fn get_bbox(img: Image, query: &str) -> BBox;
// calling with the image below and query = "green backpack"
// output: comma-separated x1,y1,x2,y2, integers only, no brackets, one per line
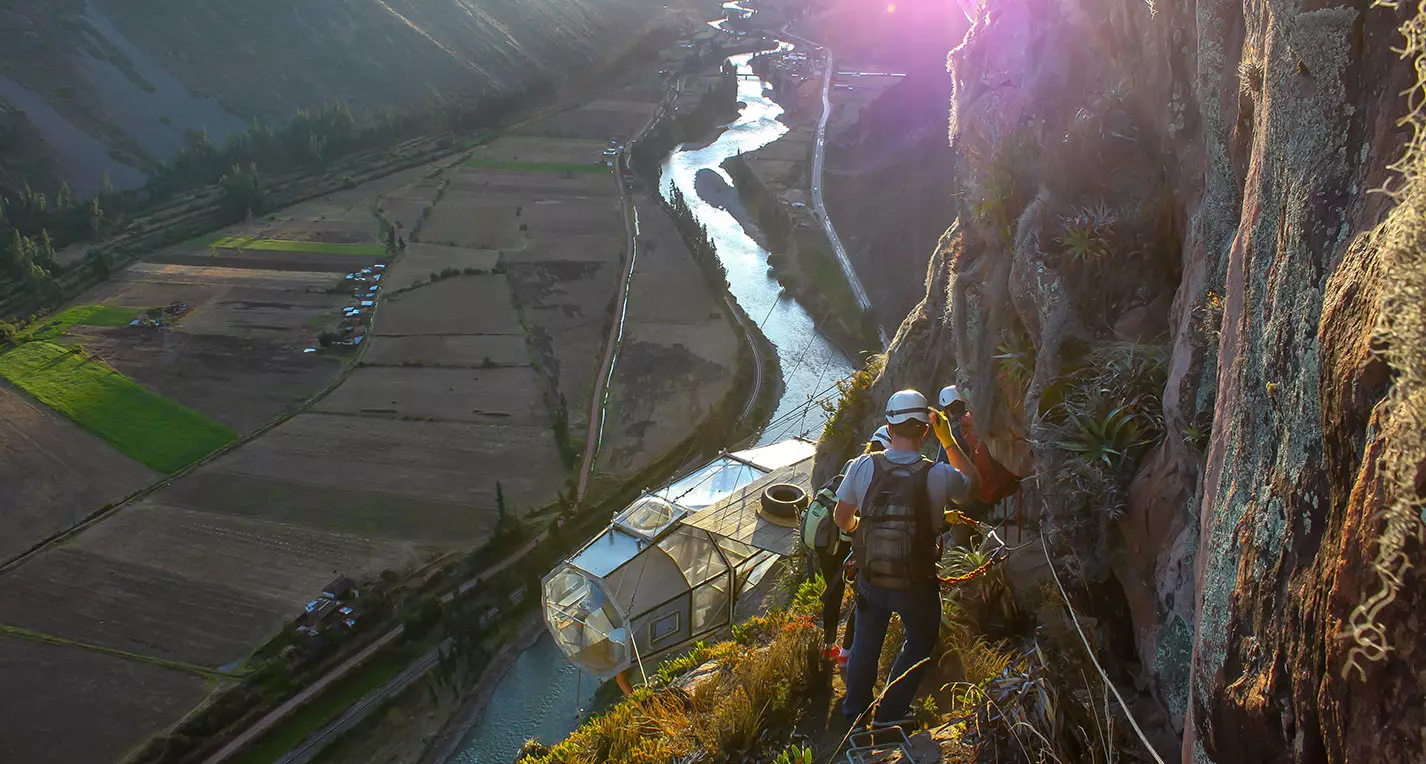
800,475,844,554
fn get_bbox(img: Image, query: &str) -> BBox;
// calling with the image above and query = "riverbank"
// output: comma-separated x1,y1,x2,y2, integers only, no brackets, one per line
325,18,852,764
415,616,547,764
234,45,792,764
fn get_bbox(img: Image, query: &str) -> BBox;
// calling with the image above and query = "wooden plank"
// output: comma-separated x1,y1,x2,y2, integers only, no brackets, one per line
684,456,813,555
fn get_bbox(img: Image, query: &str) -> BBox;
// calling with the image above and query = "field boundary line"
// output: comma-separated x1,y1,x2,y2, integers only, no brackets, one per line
576,72,682,501
0,200,427,573
0,624,244,679
0,339,374,573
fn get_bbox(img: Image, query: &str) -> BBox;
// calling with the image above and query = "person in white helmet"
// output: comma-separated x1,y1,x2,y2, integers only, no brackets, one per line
932,384,1019,523
832,389,978,728
935,385,972,460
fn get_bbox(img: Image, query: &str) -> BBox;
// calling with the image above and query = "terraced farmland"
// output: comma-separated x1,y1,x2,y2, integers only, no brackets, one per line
0,74,739,764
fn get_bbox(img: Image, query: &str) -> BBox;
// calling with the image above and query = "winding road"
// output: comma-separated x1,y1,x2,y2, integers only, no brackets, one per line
785,32,889,350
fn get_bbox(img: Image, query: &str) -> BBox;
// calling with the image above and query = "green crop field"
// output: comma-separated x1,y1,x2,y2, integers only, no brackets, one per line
462,157,610,174
210,237,388,257
0,342,236,472
25,305,140,341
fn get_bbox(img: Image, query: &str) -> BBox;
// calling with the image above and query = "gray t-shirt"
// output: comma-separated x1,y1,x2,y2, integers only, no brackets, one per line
837,448,971,514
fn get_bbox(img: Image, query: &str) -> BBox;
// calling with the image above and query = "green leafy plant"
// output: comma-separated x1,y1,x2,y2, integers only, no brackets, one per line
1057,224,1102,263
1041,342,1168,564
1053,405,1146,469
773,744,814,764
818,355,885,455
994,339,1033,390
1183,421,1211,452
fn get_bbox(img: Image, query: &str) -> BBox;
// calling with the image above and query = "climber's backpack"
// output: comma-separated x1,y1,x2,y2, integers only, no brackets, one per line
852,454,936,590
800,473,845,554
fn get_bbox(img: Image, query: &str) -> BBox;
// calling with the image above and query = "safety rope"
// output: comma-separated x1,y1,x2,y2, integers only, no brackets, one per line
937,555,1005,586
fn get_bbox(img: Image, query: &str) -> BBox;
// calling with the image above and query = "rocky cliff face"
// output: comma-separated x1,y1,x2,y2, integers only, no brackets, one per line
0,0,672,193
821,0,1426,759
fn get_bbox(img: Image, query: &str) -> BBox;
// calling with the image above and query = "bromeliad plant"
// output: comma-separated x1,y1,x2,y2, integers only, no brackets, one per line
1040,342,1168,562
1053,404,1149,471
994,328,1035,413
1055,204,1117,265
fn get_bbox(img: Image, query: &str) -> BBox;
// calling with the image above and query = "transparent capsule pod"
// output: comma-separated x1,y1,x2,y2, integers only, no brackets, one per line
542,438,816,678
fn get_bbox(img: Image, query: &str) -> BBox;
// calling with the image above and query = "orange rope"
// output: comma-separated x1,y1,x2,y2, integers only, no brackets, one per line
938,556,1003,586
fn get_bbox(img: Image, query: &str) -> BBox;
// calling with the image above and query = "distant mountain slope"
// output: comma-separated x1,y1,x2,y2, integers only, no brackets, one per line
0,0,670,195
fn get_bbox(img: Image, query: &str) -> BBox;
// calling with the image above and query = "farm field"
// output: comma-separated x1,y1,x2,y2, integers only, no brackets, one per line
315,365,551,425
462,158,608,174
378,176,447,238
207,237,388,257
471,135,610,163
0,385,156,562
0,342,237,472
0,546,288,666
0,73,743,762
517,92,660,140
504,256,620,439
150,247,380,273
0,636,207,764
376,275,524,336
443,168,614,198
68,503,418,607
363,334,530,368
595,196,739,479
419,198,527,251
23,304,141,341
157,470,495,544
205,412,566,522
382,243,501,291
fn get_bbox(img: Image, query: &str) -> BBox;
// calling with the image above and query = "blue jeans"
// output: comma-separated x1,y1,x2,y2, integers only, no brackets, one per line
842,577,940,724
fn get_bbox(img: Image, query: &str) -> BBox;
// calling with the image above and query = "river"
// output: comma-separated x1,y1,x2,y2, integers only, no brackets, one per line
444,29,854,764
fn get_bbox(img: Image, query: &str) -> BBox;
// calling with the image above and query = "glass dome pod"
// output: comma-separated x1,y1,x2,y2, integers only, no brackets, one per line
542,438,815,679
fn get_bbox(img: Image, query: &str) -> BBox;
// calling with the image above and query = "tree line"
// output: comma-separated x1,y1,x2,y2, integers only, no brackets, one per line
0,79,555,319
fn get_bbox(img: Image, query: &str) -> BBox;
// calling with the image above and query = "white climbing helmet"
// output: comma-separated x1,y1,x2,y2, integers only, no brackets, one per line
885,389,931,425
938,385,967,413
870,425,892,449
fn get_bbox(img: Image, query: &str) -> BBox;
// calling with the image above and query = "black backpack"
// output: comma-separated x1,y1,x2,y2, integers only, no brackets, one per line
852,454,937,590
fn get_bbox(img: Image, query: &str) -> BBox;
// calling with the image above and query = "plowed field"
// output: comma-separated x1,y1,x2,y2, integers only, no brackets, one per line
0,385,156,562
0,636,206,764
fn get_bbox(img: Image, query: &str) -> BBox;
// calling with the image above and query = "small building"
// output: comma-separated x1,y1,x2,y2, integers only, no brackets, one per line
307,598,339,624
336,604,364,629
323,577,357,600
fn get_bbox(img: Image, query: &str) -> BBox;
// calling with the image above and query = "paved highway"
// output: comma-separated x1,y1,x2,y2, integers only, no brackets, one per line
786,32,889,350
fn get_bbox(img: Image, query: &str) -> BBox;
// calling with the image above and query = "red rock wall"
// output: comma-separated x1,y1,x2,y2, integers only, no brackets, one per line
820,0,1426,759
